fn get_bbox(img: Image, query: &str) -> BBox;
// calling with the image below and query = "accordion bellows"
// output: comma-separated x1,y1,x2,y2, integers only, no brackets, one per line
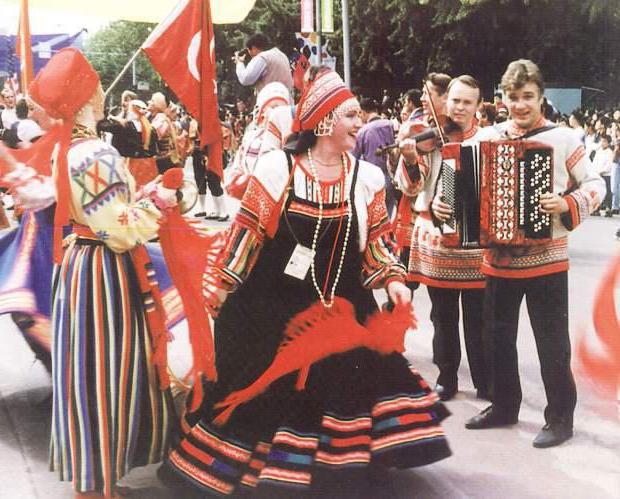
441,140,554,248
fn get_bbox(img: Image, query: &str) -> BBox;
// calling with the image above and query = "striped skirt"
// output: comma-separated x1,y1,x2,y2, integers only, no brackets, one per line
50,238,173,495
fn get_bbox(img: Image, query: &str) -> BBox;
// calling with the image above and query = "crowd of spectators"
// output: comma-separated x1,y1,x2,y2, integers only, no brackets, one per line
3,69,620,235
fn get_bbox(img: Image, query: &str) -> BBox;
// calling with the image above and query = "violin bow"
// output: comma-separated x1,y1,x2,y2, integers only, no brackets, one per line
424,79,447,146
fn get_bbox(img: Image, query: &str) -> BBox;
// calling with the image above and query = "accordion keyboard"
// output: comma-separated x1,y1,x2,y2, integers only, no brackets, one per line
521,149,553,238
441,159,457,232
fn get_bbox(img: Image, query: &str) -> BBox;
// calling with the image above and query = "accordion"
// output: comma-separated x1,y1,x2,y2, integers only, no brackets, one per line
440,140,553,248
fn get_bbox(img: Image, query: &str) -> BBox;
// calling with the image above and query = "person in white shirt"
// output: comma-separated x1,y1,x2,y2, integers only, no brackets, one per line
591,134,614,215
584,122,600,161
13,98,43,148
0,87,17,131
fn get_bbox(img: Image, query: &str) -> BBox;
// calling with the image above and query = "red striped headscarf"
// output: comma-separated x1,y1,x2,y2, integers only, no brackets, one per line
292,70,355,133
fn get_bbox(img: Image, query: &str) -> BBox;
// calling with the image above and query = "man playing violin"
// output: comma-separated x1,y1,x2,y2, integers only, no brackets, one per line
391,73,450,299
395,75,499,402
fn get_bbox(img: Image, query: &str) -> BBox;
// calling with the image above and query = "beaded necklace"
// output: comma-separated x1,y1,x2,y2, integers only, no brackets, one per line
307,148,353,308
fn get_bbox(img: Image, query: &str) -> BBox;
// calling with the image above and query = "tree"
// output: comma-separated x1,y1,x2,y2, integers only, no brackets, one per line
84,0,620,111
85,21,162,106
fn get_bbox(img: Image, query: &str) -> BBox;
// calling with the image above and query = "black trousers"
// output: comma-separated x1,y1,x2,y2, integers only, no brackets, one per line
601,175,612,211
192,148,223,197
192,148,207,195
427,286,488,392
156,156,175,175
485,271,576,425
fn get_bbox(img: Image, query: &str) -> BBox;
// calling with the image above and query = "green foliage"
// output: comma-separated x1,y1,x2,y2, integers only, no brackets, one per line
343,0,620,105
84,21,162,106
84,0,620,110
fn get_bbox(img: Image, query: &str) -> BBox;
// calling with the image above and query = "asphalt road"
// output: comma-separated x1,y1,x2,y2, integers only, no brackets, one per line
0,209,619,499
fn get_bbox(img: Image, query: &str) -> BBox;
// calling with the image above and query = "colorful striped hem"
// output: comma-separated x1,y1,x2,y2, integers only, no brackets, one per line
169,450,234,495
315,450,370,466
258,466,312,485
372,393,440,417
371,426,446,453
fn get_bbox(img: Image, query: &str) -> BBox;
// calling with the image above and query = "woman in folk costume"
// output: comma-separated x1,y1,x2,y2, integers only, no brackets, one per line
2,48,177,498
160,69,451,497
225,81,290,200
0,204,185,376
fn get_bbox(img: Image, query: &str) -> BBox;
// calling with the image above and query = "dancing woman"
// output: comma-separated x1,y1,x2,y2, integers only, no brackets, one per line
1,49,177,498
161,69,451,496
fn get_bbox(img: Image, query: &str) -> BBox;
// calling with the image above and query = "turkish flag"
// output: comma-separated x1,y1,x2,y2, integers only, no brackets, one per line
143,0,223,178
293,53,310,92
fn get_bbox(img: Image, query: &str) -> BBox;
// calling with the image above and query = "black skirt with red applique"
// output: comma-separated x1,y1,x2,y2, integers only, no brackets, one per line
162,160,451,496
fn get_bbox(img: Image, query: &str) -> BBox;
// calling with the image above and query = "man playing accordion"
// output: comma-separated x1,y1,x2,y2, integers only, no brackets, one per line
395,75,500,402
465,59,605,449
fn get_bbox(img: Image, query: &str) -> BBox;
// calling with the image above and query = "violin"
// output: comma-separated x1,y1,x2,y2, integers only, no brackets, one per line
377,79,465,158
375,115,463,157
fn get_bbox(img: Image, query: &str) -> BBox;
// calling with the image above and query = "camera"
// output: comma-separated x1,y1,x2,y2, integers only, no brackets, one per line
233,49,249,62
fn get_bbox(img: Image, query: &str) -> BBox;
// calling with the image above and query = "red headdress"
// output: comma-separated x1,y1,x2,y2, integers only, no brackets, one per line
292,69,355,133
27,48,100,263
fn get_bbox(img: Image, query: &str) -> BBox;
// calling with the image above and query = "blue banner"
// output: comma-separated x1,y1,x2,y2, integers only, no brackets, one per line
0,30,85,81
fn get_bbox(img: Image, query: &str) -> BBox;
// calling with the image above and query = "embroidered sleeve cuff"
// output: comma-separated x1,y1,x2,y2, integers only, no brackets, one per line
560,192,587,231
362,261,407,289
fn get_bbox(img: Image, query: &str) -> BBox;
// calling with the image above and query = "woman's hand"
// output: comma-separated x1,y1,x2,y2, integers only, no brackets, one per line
138,175,178,210
387,280,412,305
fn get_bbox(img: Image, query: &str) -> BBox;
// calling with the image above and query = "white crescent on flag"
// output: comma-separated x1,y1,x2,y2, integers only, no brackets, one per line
3,0,256,24
141,0,224,178
187,31,201,82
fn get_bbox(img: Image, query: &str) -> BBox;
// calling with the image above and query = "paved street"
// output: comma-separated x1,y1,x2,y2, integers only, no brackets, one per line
0,207,619,499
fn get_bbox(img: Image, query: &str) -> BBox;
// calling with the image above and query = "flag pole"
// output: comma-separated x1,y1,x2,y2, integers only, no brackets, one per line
315,0,322,63
341,0,351,87
18,0,34,93
104,47,142,99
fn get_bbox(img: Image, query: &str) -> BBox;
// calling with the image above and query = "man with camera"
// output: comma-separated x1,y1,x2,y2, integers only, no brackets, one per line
234,32,293,94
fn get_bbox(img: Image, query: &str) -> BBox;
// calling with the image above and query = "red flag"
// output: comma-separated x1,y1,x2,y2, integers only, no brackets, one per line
16,0,34,92
293,53,310,92
143,0,223,178
575,253,620,404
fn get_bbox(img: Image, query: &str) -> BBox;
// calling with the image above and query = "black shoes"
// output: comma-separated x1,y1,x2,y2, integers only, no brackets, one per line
194,211,207,218
532,423,573,448
435,383,458,401
465,405,518,429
